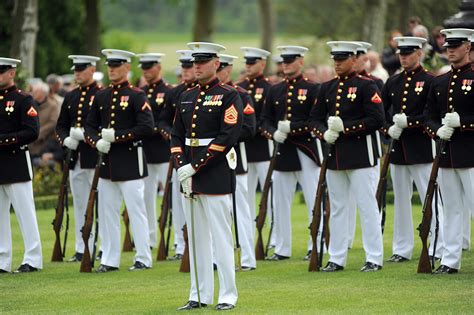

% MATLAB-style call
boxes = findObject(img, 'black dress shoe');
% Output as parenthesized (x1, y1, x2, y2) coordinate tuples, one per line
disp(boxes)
(215, 303, 235, 311)
(176, 300, 207, 310)
(303, 250, 312, 261)
(321, 261, 344, 272)
(429, 255, 441, 262)
(360, 262, 382, 272)
(168, 254, 183, 261)
(387, 254, 409, 263)
(240, 266, 256, 272)
(0, 269, 10, 274)
(128, 261, 150, 271)
(265, 253, 290, 261)
(434, 265, 458, 274)
(95, 250, 102, 261)
(13, 264, 38, 273)
(68, 252, 83, 262)
(95, 264, 119, 273)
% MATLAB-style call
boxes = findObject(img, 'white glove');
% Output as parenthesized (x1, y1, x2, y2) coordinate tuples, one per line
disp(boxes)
(436, 125, 454, 141)
(444, 112, 461, 128)
(277, 120, 291, 133)
(69, 127, 85, 141)
(328, 116, 344, 133)
(393, 113, 408, 129)
(101, 128, 116, 143)
(323, 130, 339, 144)
(177, 163, 196, 182)
(63, 137, 79, 150)
(273, 130, 288, 143)
(388, 125, 403, 140)
(96, 139, 111, 154)
(181, 177, 193, 198)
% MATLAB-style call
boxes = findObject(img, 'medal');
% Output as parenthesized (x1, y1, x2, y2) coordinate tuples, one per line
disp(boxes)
(5, 101, 15, 115)
(120, 96, 129, 110)
(155, 93, 165, 105)
(415, 81, 424, 94)
(297, 89, 307, 101)
(347, 87, 357, 101)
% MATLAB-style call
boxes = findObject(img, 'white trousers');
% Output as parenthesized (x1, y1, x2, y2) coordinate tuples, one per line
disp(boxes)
(247, 160, 277, 245)
(327, 167, 383, 266)
(98, 178, 152, 268)
(235, 174, 256, 268)
(172, 170, 186, 255)
(0, 181, 42, 271)
(391, 163, 444, 259)
(439, 168, 474, 270)
(143, 163, 169, 248)
(273, 150, 319, 257)
(183, 194, 238, 305)
(462, 202, 471, 250)
(70, 160, 94, 254)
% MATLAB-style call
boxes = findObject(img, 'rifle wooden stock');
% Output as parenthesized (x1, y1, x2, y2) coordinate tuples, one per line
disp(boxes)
(80, 153, 103, 273)
(51, 149, 73, 262)
(417, 140, 444, 273)
(376, 140, 393, 233)
(122, 209, 133, 252)
(255, 142, 279, 260)
(157, 158, 174, 261)
(308, 145, 330, 272)
(179, 224, 190, 272)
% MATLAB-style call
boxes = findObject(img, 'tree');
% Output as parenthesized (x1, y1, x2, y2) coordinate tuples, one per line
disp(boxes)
(361, 0, 388, 52)
(10, 0, 39, 78)
(259, 0, 274, 75)
(85, 0, 100, 56)
(193, 0, 215, 41)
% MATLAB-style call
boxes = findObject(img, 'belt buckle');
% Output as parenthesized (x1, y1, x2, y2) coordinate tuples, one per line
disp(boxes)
(190, 138, 199, 147)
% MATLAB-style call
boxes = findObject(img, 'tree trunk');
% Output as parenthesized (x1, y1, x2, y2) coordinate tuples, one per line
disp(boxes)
(84, 0, 100, 56)
(193, 0, 215, 41)
(362, 0, 387, 52)
(398, 0, 410, 33)
(259, 0, 274, 75)
(10, 0, 38, 78)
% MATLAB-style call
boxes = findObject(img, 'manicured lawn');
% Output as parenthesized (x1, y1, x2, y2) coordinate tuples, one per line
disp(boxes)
(1, 194, 473, 314)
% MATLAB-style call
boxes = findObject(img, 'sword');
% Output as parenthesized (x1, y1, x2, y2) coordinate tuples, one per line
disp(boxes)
(22, 145, 33, 179)
(135, 141, 144, 176)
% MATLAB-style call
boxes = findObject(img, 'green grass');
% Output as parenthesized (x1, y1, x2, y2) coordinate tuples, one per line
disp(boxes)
(1, 194, 473, 314)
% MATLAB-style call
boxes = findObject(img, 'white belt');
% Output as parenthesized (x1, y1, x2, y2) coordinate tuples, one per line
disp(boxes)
(185, 138, 214, 147)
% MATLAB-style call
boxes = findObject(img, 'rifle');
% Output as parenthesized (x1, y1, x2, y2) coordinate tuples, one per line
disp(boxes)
(165, 209, 173, 257)
(179, 224, 190, 272)
(122, 208, 133, 252)
(417, 140, 445, 273)
(309, 146, 330, 272)
(51, 148, 73, 262)
(376, 140, 393, 234)
(264, 180, 274, 257)
(80, 153, 103, 272)
(157, 158, 174, 261)
(255, 141, 280, 260)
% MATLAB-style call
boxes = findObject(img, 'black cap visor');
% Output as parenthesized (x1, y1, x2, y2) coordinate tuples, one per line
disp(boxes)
(397, 46, 420, 55)
(106, 59, 127, 68)
(72, 63, 92, 72)
(245, 57, 261, 65)
(281, 54, 301, 64)
(331, 52, 354, 61)
(140, 61, 158, 70)
(443, 38, 469, 48)
(192, 53, 217, 64)
(0, 65, 13, 74)
(180, 60, 194, 68)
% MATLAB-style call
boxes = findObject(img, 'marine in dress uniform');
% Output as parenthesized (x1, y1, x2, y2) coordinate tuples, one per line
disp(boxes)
(85, 49, 154, 272)
(425, 29, 474, 274)
(55, 55, 101, 262)
(381, 37, 445, 263)
(159, 50, 197, 260)
(236, 47, 277, 247)
(309, 42, 384, 272)
(217, 53, 257, 270)
(172, 42, 242, 311)
(261, 46, 322, 260)
(136, 53, 172, 249)
(0, 58, 42, 273)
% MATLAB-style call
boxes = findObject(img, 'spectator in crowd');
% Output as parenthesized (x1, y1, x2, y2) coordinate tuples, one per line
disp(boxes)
(316, 65, 336, 83)
(367, 51, 389, 82)
(382, 30, 402, 76)
(46, 73, 65, 103)
(60, 74, 76, 94)
(431, 26, 447, 54)
(406, 16, 421, 36)
(413, 24, 449, 73)
(303, 64, 318, 82)
(28, 81, 61, 166)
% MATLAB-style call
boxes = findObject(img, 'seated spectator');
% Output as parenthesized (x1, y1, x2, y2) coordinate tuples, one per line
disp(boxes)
(28, 81, 61, 166)
(46, 73, 65, 102)
(316, 65, 336, 83)
(367, 51, 389, 82)
(382, 30, 402, 76)
(413, 24, 448, 73)
(405, 16, 421, 36)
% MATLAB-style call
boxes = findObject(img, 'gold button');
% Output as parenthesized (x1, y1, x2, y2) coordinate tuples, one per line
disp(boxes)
(111, 121, 115, 125)
(449, 105, 453, 109)
(336, 104, 340, 108)
(197, 99, 202, 102)
(113, 98, 117, 102)
(80, 98, 84, 101)
(113, 91, 118, 95)
(402, 105, 407, 109)
(358, 124, 362, 128)
(288, 92, 293, 96)
(453, 75, 457, 79)
(287, 99, 291, 103)
(148, 89, 153, 93)
(405, 83, 409, 87)
(78, 110, 82, 114)
(449, 97, 452, 101)
(336, 110, 340, 115)
(449, 89, 453, 93)
(193, 114, 197, 118)
(147, 94, 152, 98)
(403, 91, 408, 95)
(192, 123, 196, 128)
(195, 106, 199, 110)
(287, 113, 292, 118)
(111, 106, 115, 109)
(289, 85, 294, 89)
(338, 89, 342, 93)
(451, 82, 455, 86)
(78, 104, 83, 108)
(339, 82, 344, 86)
(287, 106, 292, 110)
(77, 117, 82, 121)
(191, 132, 196, 137)
(111, 113, 115, 117)
(336, 96, 341, 100)
(249, 84, 254, 88)
(403, 98, 407, 102)
(82, 91, 86, 96)
(200, 92, 205, 95)
(407, 77, 412, 81)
